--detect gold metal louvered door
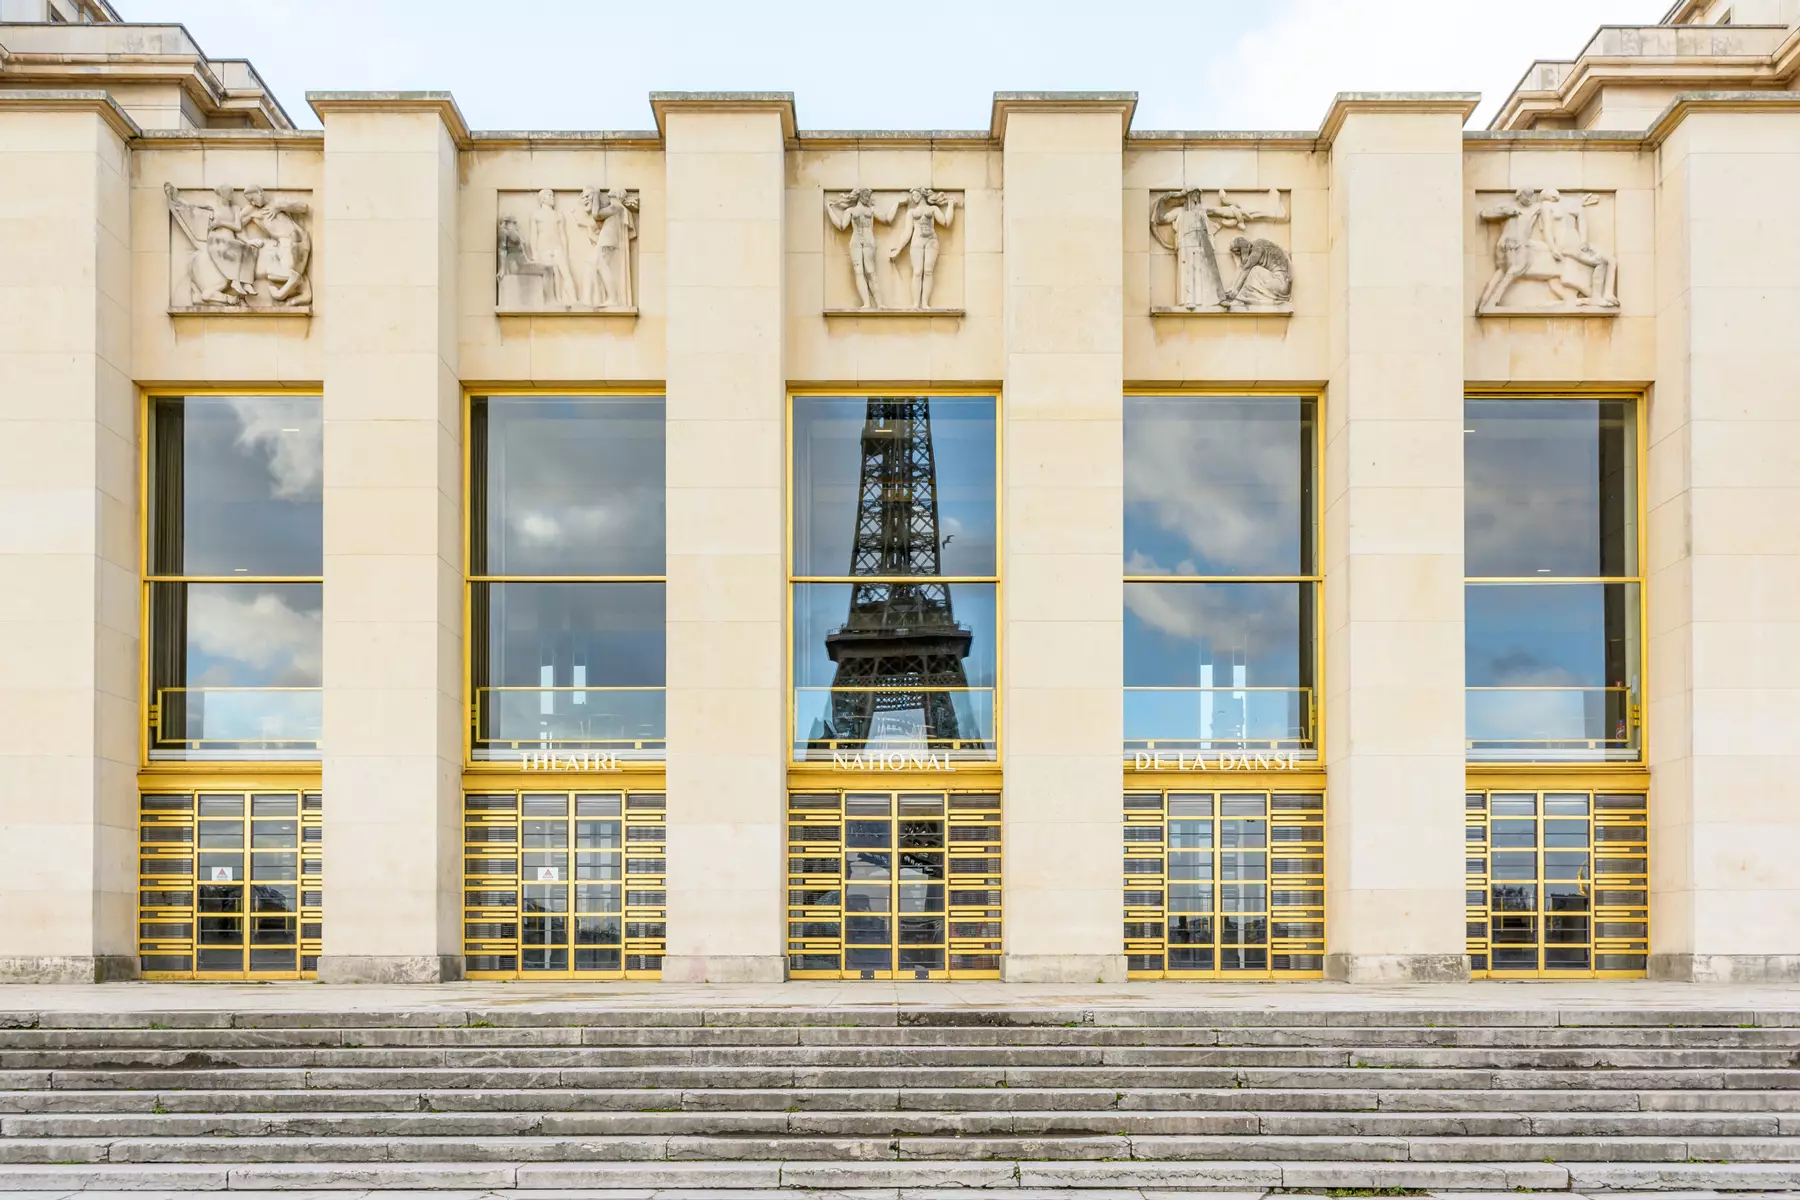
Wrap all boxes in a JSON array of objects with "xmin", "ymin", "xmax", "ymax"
[
  {"xmin": 1123, "ymin": 789, "xmax": 1324, "ymax": 980},
  {"xmin": 462, "ymin": 789, "xmax": 666, "ymax": 979},
  {"xmin": 1466, "ymin": 789, "xmax": 1647, "ymax": 978},
  {"xmin": 138, "ymin": 789, "xmax": 323, "ymax": 979},
  {"xmin": 787, "ymin": 790, "xmax": 1002, "ymax": 980}
]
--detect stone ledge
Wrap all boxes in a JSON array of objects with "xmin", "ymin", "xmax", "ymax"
[
  {"xmin": 1476, "ymin": 304, "xmax": 1620, "ymax": 318},
  {"xmin": 495, "ymin": 307, "xmax": 639, "ymax": 318},
  {"xmin": 168, "ymin": 305, "xmax": 311, "ymax": 317},
  {"xmin": 1151, "ymin": 305, "xmax": 1293, "ymax": 318},
  {"xmin": 823, "ymin": 308, "xmax": 965, "ymax": 319}
]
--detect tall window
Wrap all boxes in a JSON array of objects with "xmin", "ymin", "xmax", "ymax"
[
  {"xmin": 1124, "ymin": 395, "xmax": 1318, "ymax": 760},
  {"xmin": 147, "ymin": 394, "xmax": 323, "ymax": 761},
  {"xmin": 791, "ymin": 394, "xmax": 998, "ymax": 762},
  {"xmin": 1464, "ymin": 397, "xmax": 1640, "ymax": 761},
  {"xmin": 468, "ymin": 395, "xmax": 665, "ymax": 762}
]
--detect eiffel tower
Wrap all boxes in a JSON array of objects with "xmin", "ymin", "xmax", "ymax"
[{"xmin": 817, "ymin": 397, "xmax": 981, "ymax": 752}]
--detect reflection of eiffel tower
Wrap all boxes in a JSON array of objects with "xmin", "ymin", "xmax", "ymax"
[{"xmin": 819, "ymin": 397, "xmax": 977, "ymax": 750}]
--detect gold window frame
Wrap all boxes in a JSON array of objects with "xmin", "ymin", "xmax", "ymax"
[
  {"xmin": 1121, "ymin": 385, "xmax": 1327, "ymax": 778},
  {"xmin": 1465, "ymin": 786, "xmax": 1648, "ymax": 980},
  {"xmin": 460, "ymin": 386, "xmax": 670, "ymax": 775},
  {"xmin": 137, "ymin": 387, "xmax": 326, "ymax": 775},
  {"xmin": 785, "ymin": 386, "xmax": 1004, "ymax": 772},
  {"xmin": 462, "ymin": 786, "xmax": 666, "ymax": 981},
  {"xmin": 1462, "ymin": 388, "xmax": 1649, "ymax": 768},
  {"xmin": 786, "ymin": 787, "xmax": 1002, "ymax": 980}
]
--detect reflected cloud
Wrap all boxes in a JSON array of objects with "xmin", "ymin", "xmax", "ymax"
[
  {"xmin": 188, "ymin": 588, "xmax": 322, "ymax": 684},
  {"xmin": 1124, "ymin": 400, "xmax": 1305, "ymax": 575},
  {"xmin": 1124, "ymin": 577, "xmax": 1299, "ymax": 659},
  {"xmin": 227, "ymin": 397, "xmax": 322, "ymax": 500},
  {"xmin": 505, "ymin": 502, "xmax": 634, "ymax": 548}
]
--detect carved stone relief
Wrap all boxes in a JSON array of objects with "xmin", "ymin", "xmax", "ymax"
[
  {"xmin": 824, "ymin": 187, "xmax": 962, "ymax": 314},
  {"xmin": 165, "ymin": 183, "xmax": 312, "ymax": 312},
  {"xmin": 496, "ymin": 187, "xmax": 639, "ymax": 313},
  {"xmin": 1476, "ymin": 188, "xmax": 1619, "ymax": 315},
  {"xmin": 1150, "ymin": 188, "xmax": 1292, "ymax": 315}
]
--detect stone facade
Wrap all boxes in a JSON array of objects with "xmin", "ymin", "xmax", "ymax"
[{"xmin": 0, "ymin": 4, "xmax": 1797, "ymax": 983}]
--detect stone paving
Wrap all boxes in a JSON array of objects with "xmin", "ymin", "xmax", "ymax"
[
  {"xmin": 0, "ymin": 1190, "xmax": 1795, "ymax": 1199},
  {"xmin": 0, "ymin": 979, "xmax": 1796, "ymax": 1015}
]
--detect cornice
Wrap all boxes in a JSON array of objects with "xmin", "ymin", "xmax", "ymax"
[
  {"xmin": 1462, "ymin": 128, "xmax": 1652, "ymax": 150},
  {"xmin": 1129, "ymin": 129, "xmax": 1319, "ymax": 150},
  {"xmin": 136, "ymin": 127, "xmax": 322, "ymax": 150},
  {"xmin": 0, "ymin": 87, "xmax": 138, "ymax": 140},
  {"xmin": 649, "ymin": 91, "xmax": 797, "ymax": 141},
  {"xmin": 468, "ymin": 130, "xmax": 662, "ymax": 151},
  {"xmin": 1643, "ymin": 88, "xmax": 1800, "ymax": 145},
  {"xmin": 1315, "ymin": 92, "xmax": 1481, "ymax": 146},
  {"xmin": 989, "ymin": 91, "xmax": 1137, "ymax": 140},
  {"xmin": 796, "ymin": 129, "xmax": 991, "ymax": 150},
  {"xmin": 306, "ymin": 91, "xmax": 472, "ymax": 146}
]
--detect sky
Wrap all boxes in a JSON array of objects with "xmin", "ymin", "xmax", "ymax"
[{"xmin": 113, "ymin": 0, "xmax": 1673, "ymax": 133}]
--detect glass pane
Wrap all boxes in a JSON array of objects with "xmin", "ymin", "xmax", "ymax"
[
  {"xmin": 1465, "ymin": 398, "xmax": 1636, "ymax": 578},
  {"xmin": 149, "ymin": 395, "xmax": 323, "ymax": 577},
  {"xmin": 792, "ymin": 395, "xmax": 996, "ymax": 578},
  {"xmin": 473, "ymin": 582, "xmax": 665, "ymax": 759},
  {"xmin": 1467, "ymin": 582, "xmax": 1639, "ymax": 761},
  {"xmin": 1124, "ymin": 582, "xmax": 1314, "ymax": 754},
  {"xmin": 792, "ymin": 583, "xmax": 996, "ymax": 760},
  {"xmin": 149, "ymin": 582, "xmax": 322, "ymax": 760},
  {"xmin": 469, "ymin": 395, "xmax": 664, "ymax": 576},
  {"xmin": 1124, "ymin": 395, "xmax": 1315, "ymax": 576}
]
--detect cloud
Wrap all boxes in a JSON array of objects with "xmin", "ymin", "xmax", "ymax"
[
  {"xmin": 1124, "ymin": 579, "xmax": 1301, "ymax": 661},
  {"xmin": 227, "ymin": 396, "xmax": 321, "ymax": 500},
  {"xmin": 1124, "ymin": 400, "xmax": 1305, "ymax": 575},
  {"xmin": 188, "ymin": 588, "xmax": 321, "ymax": 685}
]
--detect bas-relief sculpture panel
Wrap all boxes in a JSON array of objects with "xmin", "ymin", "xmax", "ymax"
[
  {"xmin": 1476, "ymin": 188, "xmax": 1619, "ymax": 316},
  {"xmin": 496, "ymin": 187, "xmax": 639, "ymax": 314},
  {"xmin": 165, "ymin": 183, "xmax": 312, "ymax": 313},
  {"xmin": 824, "ymin": 187, "xmax": 963, "ymax": 315},
  {"xmin": 1149, "ymin": 188, "xmax": 1292, "ymax": 315}
]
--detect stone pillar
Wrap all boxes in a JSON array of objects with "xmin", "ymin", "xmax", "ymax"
[
  {"xmin": 1319, "ymin": 96, "xmax": 1476, "ymax": 984},
  {"xmin": 658, "ymin": 94, "xmax": 791, "ymax": 983},
  {"xmin": 0, "ymin": 94, "xmax": 138, "ymax": 983},
  {"xmin": 1648, "ymin": 101, "xmax": 1800, "ymax": 983},
  {"xmin": 995, "ymin": 95, "xmax": 1131, "ymax": 984},
  {"xmin": 313, "ymin": 93, "xmax": 466, "ymax": 983}
]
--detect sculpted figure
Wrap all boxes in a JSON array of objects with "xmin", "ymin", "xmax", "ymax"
[
  {"xmin": 206, "ymin": 183, "xmax": 260, "ymax": 298},
  {"xmin": 1478, "ymin": 188, "xmax": 1618, "ymax": 312},
  {"xmin": 1153, "ymin": 188, "xmax": 1291, "ymax": 311},
  {"xmin": 580, "ymin": 187, "xmax": 639, "ymax": 310},
  {"xmin": 528, "ymin": 189, "xmax": 576, "ymax": 306},
  {"xmin": 165, "ymin": 182, "xmax": 311, "ymax": 309},
  {"xmin": 827, "ymin": 187, "xmax": 900, "ymax": 310},
  {"xmin": 1152, "ymin": 190, "xmax": 1224, "ymax": 309},
  {"xmin": 1537, "ymin": 189, "xmax": 1617, "ymax": 309},
  {"xmin": 243, "ymin": 186, "xmax": 311, "ymax": 306},
  {"xmin": 497, "ymin": 214, "xmax": 531, "ymax": 276},
  {"xmin": 1222, "ymin": 236, "xmax": 1292, "ymax": 308},
  {"xmin": 889, "ymin": 187, "xmax": 956, "ymax": 309},
  {"xmin": 1477, "ymin": 188, "xmax": 1542, "ymax": 312}
]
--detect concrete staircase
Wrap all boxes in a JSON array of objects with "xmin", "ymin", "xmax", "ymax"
[{"xmin": 0, "ymin": 1005, "xmax": 1797, "ymax": 1191}]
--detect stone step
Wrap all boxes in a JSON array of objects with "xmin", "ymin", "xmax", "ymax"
[
  {"xmin": 13, "ymin": 1006, "xmax": 1800, "ymax": 1030},
  {"xmin": 9, "ymin": 1042, "xmax": 1796, "ymax": 1071},
  {"xmin": 4, "ymin": 1131, "xmax": 1800, "ymax": 1164},
  {"xmin": 10, "ymin": 1022, "xmax": 1800, "ymax": 1048},
  {"xmin": 1, "ymin": 1083, "xmax": 1797, "ymax": 1118},
  {"xmin": 0, "ymin": 1157, "xmax": 1795, "ymax": 1196},
  {"xmin": 16, "ymin": 1062, "xmax": 1797, "ymax": 1092},
  {"xmin": 8, "ymin": 1106, "xmax": 1797, "ymax": 1139},
  {"xmin": 0, "ymin": 1156, "xmax": 1794, "ymax": 1193}
]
